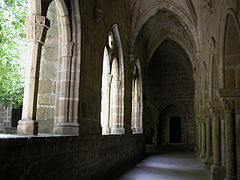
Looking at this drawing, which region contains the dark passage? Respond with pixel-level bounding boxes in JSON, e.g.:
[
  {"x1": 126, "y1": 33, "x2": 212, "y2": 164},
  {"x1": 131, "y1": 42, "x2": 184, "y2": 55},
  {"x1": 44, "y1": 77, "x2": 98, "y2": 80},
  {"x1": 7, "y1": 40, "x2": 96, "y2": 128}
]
[{"x1": 170, "y1": 117, "x2": 181, "y2": 143}]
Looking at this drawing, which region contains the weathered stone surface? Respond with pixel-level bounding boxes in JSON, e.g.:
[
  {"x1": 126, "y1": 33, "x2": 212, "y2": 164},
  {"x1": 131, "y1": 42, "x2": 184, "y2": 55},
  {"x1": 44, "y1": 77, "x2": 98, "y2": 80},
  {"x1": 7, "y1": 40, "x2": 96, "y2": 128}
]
[{"x1": 0, "y1": 135, "x2": 145, "y2": 180}]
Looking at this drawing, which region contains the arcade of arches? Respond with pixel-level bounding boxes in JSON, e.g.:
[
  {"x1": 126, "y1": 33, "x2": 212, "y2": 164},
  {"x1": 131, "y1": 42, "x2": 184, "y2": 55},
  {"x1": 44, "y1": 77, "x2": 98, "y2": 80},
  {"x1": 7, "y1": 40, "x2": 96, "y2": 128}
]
[{"x1": 0, "y1": 0, "x2": 240, "y2": 180}]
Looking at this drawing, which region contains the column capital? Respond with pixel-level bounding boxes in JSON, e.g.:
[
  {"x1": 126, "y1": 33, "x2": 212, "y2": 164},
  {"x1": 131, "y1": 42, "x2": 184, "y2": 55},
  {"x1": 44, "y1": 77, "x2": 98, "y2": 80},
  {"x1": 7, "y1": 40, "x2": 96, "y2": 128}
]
[
  {"x1": 209, "y1": 101, "x2": 222, "y2": 118},
  {"x1": 217, "y1": 88, "x2": 240, "y2": 113},
  {"x1": 26, "y1": 15, "x2": 50, "y2": 44},
  {"x1": 127, "y1": 53, "x2": 137, "y2": 70},
  {"x1": 223, "y1": 100, "x2": 235, "y2": 113}
]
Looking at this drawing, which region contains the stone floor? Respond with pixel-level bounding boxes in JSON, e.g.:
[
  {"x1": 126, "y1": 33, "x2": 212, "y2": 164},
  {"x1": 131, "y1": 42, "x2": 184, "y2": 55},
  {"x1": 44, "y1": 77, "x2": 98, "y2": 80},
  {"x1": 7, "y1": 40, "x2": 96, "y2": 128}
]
[{"x1": 117, "y1": 151, "x2": 210, "y2": 180}]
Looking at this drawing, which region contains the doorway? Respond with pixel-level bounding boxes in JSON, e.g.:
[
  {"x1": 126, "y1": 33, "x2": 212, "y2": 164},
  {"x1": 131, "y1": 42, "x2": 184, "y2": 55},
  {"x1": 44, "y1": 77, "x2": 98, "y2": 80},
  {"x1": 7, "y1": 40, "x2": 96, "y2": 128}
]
[{"x1": 170, "y1": 117, "x2": 181, "y2": 143}]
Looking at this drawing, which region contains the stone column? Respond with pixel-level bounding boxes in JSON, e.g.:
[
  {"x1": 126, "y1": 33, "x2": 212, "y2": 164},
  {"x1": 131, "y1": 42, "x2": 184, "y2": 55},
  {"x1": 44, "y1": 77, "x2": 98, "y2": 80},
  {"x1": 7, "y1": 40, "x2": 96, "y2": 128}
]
[
  {"x1": 198, "y1": 120, "x2": 202, "y2": 153},
  {"x1": 101, "y1": 73, "x2": 112, "y2": 135},
  {"x1": 236, "y1": 101, "x2": 240, "y2": 180},
  {"x1": 17, "y1": 15, "x2": 50, "y2": 135},
  {"x1": 111, "y1": 79, "x2": 124, "y2": 134},
  {"x1": 132, "y1": 93, "x2": 143, "y2": 134},
  {"x1": 220, "y1": 116, "x2": 226, "y2": 167},
  {"x1": 223, "y1": 100, "x2": 237, "y2": 180},
  {"x1": 200, "y1": 120, "x2": 206, "y2": 159},
  {"x1": 205, "y1": 116, "x2": 212, "y2": 169},
  {"x1": 211, "y1": 108, "x2": 224, "y2": 180},
  {"x1": 53, "y1": 41, "x2": 80, "y2": 135},
  {"x1": 131, "y1": 92, "x2": 137, "y2": 133}
]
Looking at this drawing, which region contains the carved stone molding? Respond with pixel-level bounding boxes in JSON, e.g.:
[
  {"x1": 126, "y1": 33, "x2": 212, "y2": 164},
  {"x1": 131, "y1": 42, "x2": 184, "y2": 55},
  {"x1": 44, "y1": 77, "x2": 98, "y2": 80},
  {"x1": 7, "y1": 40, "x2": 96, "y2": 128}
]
[
  {"x1": 210, "y1": 109, "x2": 220, "y2": 118},
  {"x1": 27, "y1": 15, "x2": 50, "y2": 44},
  {"x1": 209, "y1": 101, "x2": 222, "y2": 118},
  {"x1": 223, "y1": 100, "x2": 235, "y2": 113},
  {"x1": 218, "y1": 88, "x2": 240, "y2": 113},
  {"x1": 204, "y1": 0, "x2": 213, "y2": 13},
  {"x1": 61, "y1": 41, "x2": 74, "y2": 57},
  {"x1": 127, "y1": 53, "x2": 137, "y2": 70}
]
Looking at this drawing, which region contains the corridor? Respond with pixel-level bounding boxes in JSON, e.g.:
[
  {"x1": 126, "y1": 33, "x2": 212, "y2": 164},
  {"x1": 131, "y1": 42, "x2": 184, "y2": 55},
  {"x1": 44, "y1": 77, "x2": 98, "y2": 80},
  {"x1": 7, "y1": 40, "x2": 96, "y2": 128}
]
[{"x1": 118, "y1": 151, "x2": 210, "y2": 180}]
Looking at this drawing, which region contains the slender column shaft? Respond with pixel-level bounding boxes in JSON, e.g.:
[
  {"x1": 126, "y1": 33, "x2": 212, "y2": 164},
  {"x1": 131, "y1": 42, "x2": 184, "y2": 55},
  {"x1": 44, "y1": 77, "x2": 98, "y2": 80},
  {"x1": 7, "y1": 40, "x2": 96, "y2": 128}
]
[
  {"x1": 201, "y1": 121, "x2": 206, "y2": 158},
  {"x1": 53, "y1": 41, "x2": 80, "y2": 135},
  {"x1": 224, "y1": 100, "x2": 237, "y2": 180},
  {"x1": 220, "y1": 118, "x2": 226, "y2": 166},
  {"x1": 110, "y1": 79, "x2": 123, "y2": 134},
  {"x1": 235, "y1": 101, "x2": 240, "y2": 179},
  {"x1": 213, "y1": 112, "x2": 221, "y2": 166},
  {"x1": 206, "y1": 118, "x2": 212, "y2": 161},
  {"x1": 210, "y1": 109, "x2": 224, "y2": 180},
  {"x1": 198, "y1": 121, "x2": 202, "y2": 153},
  {"x1": 101, "y1": 74, "x2": 112, "y2": 135},
  {"x1": 17, "y1": 15, "x2": 50, "y2": 135}
]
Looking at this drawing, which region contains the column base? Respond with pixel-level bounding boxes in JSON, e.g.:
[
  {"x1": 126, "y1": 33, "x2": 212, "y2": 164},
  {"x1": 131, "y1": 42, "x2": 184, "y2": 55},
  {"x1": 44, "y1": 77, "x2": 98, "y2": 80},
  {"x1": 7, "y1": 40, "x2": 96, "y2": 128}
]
[
  {"x1": 200, "y1": 152, "x2": 206, "y2": 159},
  {"x1": 111, "y1": 127, "x2": 125, "y2": 134},
  {"x1": 211, "y1": 165, "x2": 225, "y2": 180},
  {"x1": 132, "y1": 127, "x2": 143, "y2": 134},
  {"x1": 102, "y1": 126, "x2": 110, "y2": 135},
  {"x1": 53, "y1": 122, "x2": 79, "y2": 135},
  {"x1": 17, "y1": 119, "x2": 38, "y2": 135},
  {"x1": 204, "y1": 157, "x2": 213, "y2": 171}
]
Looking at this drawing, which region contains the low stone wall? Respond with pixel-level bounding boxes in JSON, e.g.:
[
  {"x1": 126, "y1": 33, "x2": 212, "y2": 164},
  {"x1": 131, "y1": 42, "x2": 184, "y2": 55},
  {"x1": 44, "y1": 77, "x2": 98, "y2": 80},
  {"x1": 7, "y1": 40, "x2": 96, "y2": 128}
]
[{"x1": 0, "y1": 134, "x2": 145, "y2": 180}]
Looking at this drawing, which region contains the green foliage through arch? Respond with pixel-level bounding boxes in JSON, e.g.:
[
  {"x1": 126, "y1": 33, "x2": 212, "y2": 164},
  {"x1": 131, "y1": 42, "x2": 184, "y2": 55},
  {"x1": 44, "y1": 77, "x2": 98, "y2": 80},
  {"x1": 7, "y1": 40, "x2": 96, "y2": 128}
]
[{"x1": 0, "y1": 0, "x2": 29, "y2": 107}]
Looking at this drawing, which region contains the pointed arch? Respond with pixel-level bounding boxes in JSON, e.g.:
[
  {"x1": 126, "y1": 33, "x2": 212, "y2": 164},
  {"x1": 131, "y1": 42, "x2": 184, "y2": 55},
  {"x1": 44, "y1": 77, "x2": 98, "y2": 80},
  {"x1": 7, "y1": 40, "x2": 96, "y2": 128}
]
[
  {"x1": 18, "y1": 0, "x2": 80, "y2": 135},
  {"x1": 219, "y1": 8, "x2": 240, "y2": 89},
  {"x1": 132, "y1": 1, "x2": 200, "y2": 56},
  {"x1": 223, "y1": 12, "x2": 240, "y2": 88},
  {"x1": 148, "y1": 35, "x2": 194, "y2": 69},
  {"x1": 100, "y1": 25, "x2": 125, "y2": 135}
]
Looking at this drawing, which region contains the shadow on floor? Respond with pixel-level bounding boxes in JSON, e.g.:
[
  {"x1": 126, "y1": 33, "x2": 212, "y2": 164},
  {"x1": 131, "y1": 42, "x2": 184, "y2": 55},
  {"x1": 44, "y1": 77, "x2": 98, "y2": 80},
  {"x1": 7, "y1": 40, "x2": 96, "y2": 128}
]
[{"x1": 106, "y1": 146, "x2": 210, "y2": 180}]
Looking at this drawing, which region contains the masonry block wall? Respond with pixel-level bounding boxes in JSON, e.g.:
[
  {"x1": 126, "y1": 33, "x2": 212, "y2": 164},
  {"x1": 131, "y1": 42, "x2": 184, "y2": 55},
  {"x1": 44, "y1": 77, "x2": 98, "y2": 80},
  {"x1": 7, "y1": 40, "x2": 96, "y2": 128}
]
[
  {"x1": 0, "y1": 135, "x2": 145, "y2": 180},
  {"x1": 79, "y1": 0, "x2": 132, "y2": 135},
  {"x1": 144, "y1": 39, "x2": 195, "y2": 146},
  {"x1": 37, "y1": 1, "x2": 59, "y2": 134}
]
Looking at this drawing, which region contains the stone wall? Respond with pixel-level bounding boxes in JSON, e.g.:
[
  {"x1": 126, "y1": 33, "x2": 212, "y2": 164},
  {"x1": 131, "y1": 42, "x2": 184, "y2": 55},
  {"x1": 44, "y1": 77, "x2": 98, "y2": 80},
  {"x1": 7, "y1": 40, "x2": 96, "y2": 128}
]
[
  {"x1": 144, "y1": 39, "x2": 195, "y2": 147},
  {"x1": 0, "y1": 134, "x2": 145, "y2": 180},
  {"x1": 79, "y1": 0, "x2": 132, "y2": 135}
]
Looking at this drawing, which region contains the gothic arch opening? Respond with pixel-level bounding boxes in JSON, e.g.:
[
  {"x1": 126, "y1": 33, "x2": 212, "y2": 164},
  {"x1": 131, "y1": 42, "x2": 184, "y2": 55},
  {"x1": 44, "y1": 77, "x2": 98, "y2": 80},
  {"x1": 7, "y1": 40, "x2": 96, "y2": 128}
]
[
  {"x1": 100, "y1": 25, "x2": 125, "y2": 135},
  {"x1": 145, "y1": 38, "x2": 195, "y2": 147},
  {"x1": 37, "y1": 1, "x2": 59, "y2": 133},
  {"x1": 224, "y1": 14, "x2": 240, "y2": 88},
  {"x1": 18, "y1": 0, "x2": 81, "y2": 135},
  {"x1": 158, "y1": 104, "x2": 188, "y2": 145}
]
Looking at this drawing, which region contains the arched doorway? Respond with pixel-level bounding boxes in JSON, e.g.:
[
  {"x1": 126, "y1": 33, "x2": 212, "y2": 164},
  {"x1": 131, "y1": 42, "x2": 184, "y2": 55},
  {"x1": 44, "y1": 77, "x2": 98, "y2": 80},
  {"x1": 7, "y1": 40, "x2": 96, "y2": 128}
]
[{"x1": 146, "y1": 39, "x2": 195, "y2": 148}]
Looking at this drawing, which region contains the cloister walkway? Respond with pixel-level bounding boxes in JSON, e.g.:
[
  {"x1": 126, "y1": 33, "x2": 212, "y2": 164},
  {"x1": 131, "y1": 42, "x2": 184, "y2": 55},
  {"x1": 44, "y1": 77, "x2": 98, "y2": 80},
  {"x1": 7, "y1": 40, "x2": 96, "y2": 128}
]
[{"x1": 117, "y1": 150, "x2": 210, "y2": 180}]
